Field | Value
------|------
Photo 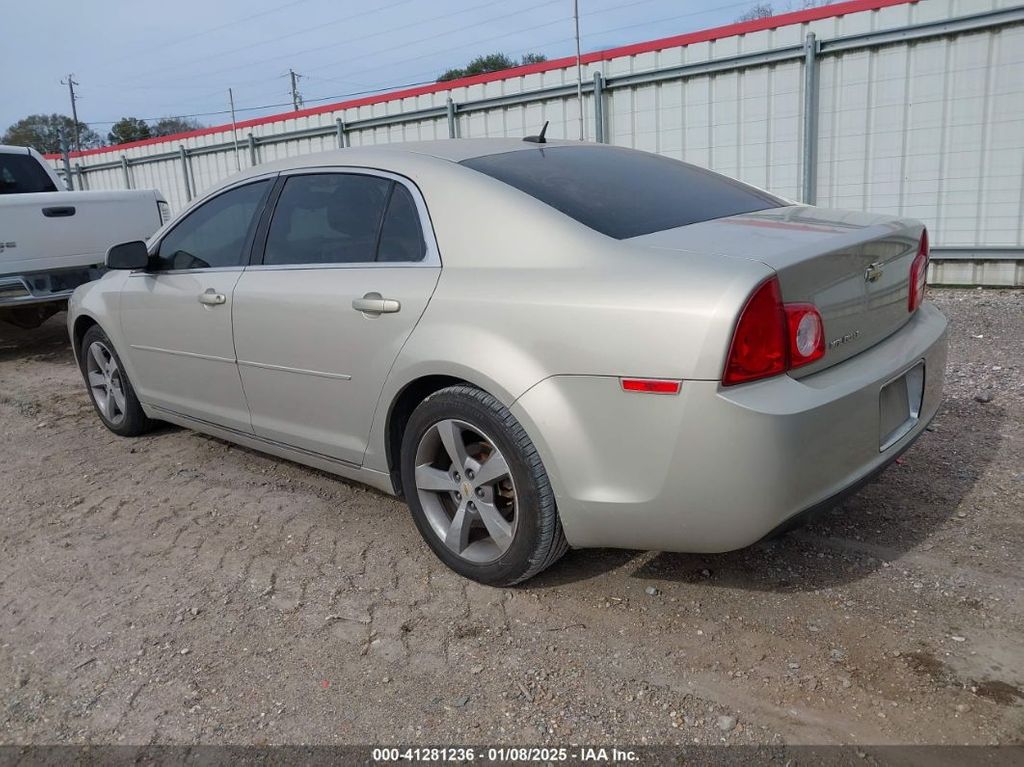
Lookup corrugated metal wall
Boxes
[52,0,1024,256]
[816,6,1024,246]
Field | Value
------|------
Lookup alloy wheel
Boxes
[413,418,518,564]
[85,340,127,425]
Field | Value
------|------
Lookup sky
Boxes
[0,0,771,137]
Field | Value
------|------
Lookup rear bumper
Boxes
[510,302,948,553]
[0,265,104,306]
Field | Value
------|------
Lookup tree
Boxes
[735,0,833,20]
[1,113,102,154]
[735,2,774,21]
[150,116,204,137]
[437,52,547,82]
[107,117,152,145]
[520,52,548,65]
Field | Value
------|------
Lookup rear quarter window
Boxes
[460,145,783,239]
[0,153,59,194]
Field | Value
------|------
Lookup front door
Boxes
[120,178,273,432]
[232,171,440,465]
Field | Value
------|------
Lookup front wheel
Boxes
[400,385,568,586]
[79,325,154,437]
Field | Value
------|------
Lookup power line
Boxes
[113,0,515,91]
[67,0,613,113]
[128,0,753,115]
[65,0,766,132]
[81,79,436,126]
[90,0,318,70]
[300,0,563,79]
[108,0,417,89]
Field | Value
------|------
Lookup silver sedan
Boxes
[68,138,947,585]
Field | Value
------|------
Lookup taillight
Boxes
[722,277,788,386]
[723,276,825,386]
[785,304,825,368]
[908,228,929,312]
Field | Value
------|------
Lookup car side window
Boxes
[154,180,270,270]
[377,183,426,262]
[264,173,393,266]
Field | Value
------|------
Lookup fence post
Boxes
[336,118,348,148]
[120,155,132,189]
[75,162,86,190]
[801,32,820,205]
[592,72,606,143]
[248,133,259,167]
[179,146,192,202]
[446,98,457,139]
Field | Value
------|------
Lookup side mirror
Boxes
[106,240,149,270]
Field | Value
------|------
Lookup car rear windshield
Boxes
[460,145,784,239]
[0,153,59,194]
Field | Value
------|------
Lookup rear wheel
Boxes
[400,385,567,586]
[79,325,154,437]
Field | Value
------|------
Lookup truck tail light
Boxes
[908,228,929,313]
[723,276,825,386]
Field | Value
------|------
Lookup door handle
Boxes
[352,292,401,315]
[198,289,226,306]
[42,206,76,218]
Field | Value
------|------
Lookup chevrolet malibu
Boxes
[68,138,947,585]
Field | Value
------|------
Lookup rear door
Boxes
[231,169,440,466]
[119,178,273,432]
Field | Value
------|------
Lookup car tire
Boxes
[79,325,154,437]
[400,384,568,586]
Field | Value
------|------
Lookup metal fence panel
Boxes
[46,0,1024,286]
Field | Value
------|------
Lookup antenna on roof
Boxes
[523,121,549,144]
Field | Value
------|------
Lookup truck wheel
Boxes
[0,304,60,330]
[79,325,154,436]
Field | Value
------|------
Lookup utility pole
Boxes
[61,74,81,153]
[228,88,241,171]
[289,69,304,112]
[573,0,584,141]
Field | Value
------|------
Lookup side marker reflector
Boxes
[620,378,682,394]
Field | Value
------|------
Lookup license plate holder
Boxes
[879,361,925,452]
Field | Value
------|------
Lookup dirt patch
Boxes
[0,289,1022,746]
[904,651,958,688]
[973,681,1023,707]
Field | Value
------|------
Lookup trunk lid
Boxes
[631,205,925,376]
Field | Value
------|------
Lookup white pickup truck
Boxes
[0,144,169,328]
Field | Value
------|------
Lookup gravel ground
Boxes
[0,288,1021,747]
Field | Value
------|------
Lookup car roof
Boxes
[375,137,580,162]
[229,138,587,180]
